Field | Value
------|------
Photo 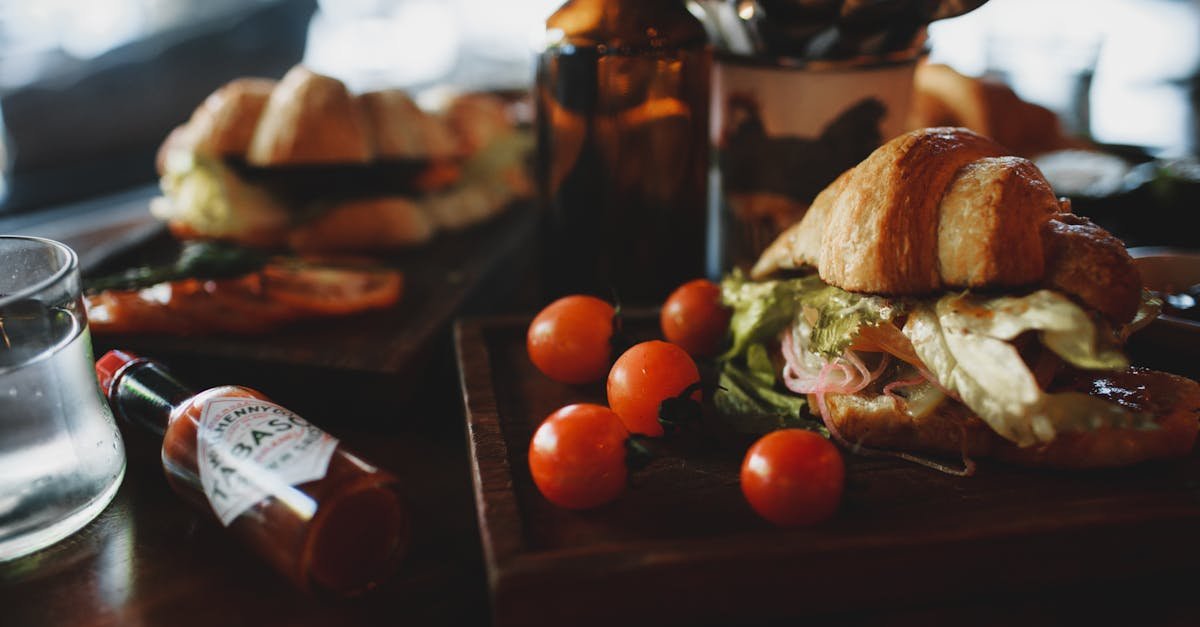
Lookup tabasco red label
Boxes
[196,397,339,525]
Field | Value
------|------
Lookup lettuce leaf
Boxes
[801,284,900,359]
[717,272,818,433]
[714,346,818,435]
[904,290,1148,446]
[720,271,816,360]
[153,153,291,238]
[939,289,1127,371]
[721,270,897,361]
[717,271,900,433]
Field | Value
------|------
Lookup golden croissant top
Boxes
[754,127,1141,323]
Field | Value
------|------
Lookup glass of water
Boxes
[0,236,125,561]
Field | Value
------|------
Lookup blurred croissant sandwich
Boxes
[151,66,532,253]
[907,63,1088,158]
[718,127,1200,472]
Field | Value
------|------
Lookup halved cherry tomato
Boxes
[527,295,616,384]
[607,340,700,437]
[528,404,629,509]
[741,429,844,527]
[661,279,731,357]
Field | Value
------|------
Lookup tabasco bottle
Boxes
[95,350,409,596]
[536,0,712,304]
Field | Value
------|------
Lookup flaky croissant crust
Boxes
[752,127,1140,324]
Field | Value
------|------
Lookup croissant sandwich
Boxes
[151,66,532,253]
[718,127,1200,472]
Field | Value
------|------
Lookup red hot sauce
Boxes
[96,350,409,595]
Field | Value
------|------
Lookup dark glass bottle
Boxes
[536,0,711,304]
[96,350,408,596]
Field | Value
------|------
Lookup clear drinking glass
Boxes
[0,236,125,561]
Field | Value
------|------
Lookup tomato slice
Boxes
[172,278,297,333]
[87,278,295,335]
[84,259,403,335]
[85,289,182,335]
[260,261,404,316]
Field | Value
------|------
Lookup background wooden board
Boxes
[88,202,539,377]
[456,314,1200,627]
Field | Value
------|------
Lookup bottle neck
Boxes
[109,361,195,439]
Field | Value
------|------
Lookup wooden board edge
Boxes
[85,201,539,376]
[454,317,527,583]
[488,514,1200,626]
[455,314,1200,626]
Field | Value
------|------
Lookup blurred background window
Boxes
[0,0,316,213]
[303,0,561,94]
[0,0,1197,216]
[927,0,1200,156]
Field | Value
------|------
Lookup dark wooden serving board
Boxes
[88,202,539,377]
[455,313,1200,627]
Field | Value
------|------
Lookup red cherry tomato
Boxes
[741,429,844,526]
[528,404,629,509]
[607,340,700,437]
[527,295,616,384]
[661,279,731,357]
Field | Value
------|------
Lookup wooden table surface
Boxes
[0,347,492,627]
[4,202,1200,626]
[0,199,513,626]
[4,336,1200,627]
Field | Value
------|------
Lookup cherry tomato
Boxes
[527,295,616,384]
[741,429,844,526]
[528,404,629,509]
[607,340,700,437]
[661,279,732,357]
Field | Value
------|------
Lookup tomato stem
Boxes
[609,288,631,356]
[657,381,705,435]
[625,435,657,474]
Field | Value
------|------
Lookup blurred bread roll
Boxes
[445,93,517,155]
[358,90,460,160]
[153,65,533,252]
[907,63,1088,157]
[156,78,275,173]
[247,66,373,165]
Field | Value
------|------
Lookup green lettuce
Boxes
[716,271,904,434]
[720,271,815,360]
[720,270,898,361]
[715,348,814,435]
[801,283,900,358]
[904,290,1149,447]
[716,272,816,433]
